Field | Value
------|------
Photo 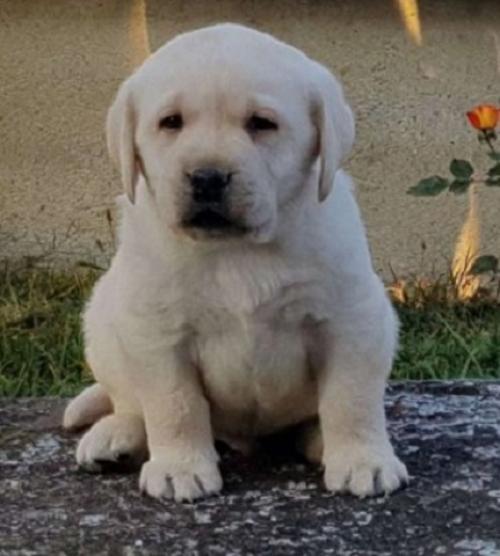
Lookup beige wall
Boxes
[1,0,500,277]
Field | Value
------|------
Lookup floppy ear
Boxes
[106,82,140,204]
[311,64,355,202]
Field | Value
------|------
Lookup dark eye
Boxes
[246,115,278,133]
[159,114,183,130]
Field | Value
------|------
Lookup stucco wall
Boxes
[1,0,499,277]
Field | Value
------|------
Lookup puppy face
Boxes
[136,59,312,242]
[107,25,355,243]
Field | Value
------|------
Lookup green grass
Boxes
[395,303,500,380]
[0,267,498,396]
[0,267,96,396]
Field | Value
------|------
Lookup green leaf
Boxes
[486,177,500,186]
[449,179,471,194]
[468,255,499,276]
[407,176,449,196]
[488,163,500,177]
[487,151,500,161]
[450,159,474,179]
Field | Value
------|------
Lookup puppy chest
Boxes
[194,322,318,434]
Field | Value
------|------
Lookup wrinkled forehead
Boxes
[132,31,312,117]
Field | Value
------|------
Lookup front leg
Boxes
[137,348,222,502]
[319,298,408,498]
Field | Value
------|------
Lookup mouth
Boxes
[187,209,234,230]
[182,208,247,238]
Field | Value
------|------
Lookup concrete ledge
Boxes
[1,382,500,555]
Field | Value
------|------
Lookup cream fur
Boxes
[64,23,407,502]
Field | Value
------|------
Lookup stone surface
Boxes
[1,381,500,555]
[1,1,500,276]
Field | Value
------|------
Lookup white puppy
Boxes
[64,23,408,501]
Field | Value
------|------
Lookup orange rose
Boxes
[466,104,499,131]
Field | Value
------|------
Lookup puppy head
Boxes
[107,24,354,243]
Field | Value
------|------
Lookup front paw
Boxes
[139,457,223,502]
[323,441,408,498]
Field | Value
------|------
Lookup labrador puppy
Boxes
[63,23,408,501]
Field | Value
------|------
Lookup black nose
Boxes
[189,168,231,204]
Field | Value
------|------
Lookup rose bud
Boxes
[466,104,499,131]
